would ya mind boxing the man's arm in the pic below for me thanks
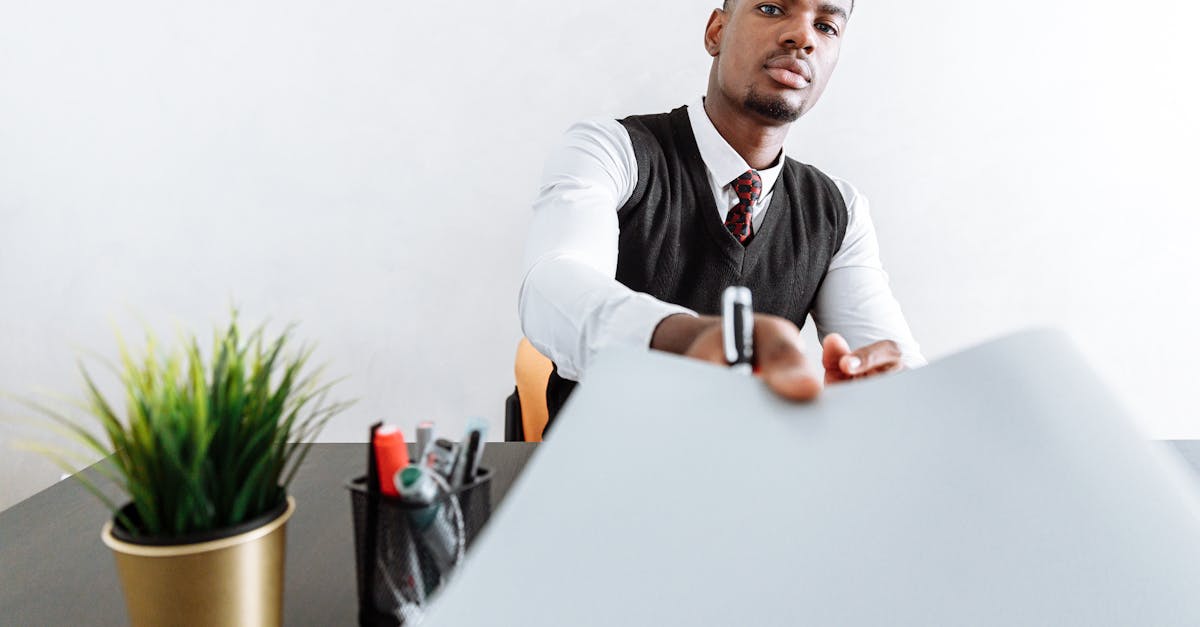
[518,119,695,381]
[811,179,926,383]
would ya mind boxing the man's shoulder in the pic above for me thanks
[607,106,697,161]
[564,104,683,138]
[561,116,627,141]
[551,117,635,164]
[823,173,862,209]
[615,105,687,127]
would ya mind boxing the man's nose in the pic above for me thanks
[779,19,817,55]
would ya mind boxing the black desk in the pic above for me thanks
[0,442,539,626]
[3,441,1199,625]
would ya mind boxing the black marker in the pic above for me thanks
[460,418,488,485]
[722,286,754,374]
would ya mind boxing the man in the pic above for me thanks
[519,0,924,426]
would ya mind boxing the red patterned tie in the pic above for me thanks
[725,170,762,245]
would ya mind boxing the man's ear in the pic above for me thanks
[704,9,725,57]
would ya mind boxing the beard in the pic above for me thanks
[743,85,804,123]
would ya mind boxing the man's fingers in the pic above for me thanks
[764,365,822,400]
[821,333,851,372]
[683,324,732,365]
[756,319,821,400]
[760,339,822,400]
[754,319,806,370]
[683,314,823,401]
[839,340,903,376]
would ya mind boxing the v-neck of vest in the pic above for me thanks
[670,106,792,273]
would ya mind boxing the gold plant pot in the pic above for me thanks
[101,496,296,627]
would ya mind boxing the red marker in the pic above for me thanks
[373,425,410,497]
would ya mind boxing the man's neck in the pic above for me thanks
[702,92,790,171]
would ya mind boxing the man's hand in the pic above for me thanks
[651,313,822,401]
[820,333,904,384]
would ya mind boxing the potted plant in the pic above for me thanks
[26,315,352,626]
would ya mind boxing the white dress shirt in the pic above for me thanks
[519,97,925,382]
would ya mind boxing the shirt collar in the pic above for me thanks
[687,96,784,196]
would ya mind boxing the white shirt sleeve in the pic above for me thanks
[811,178,927,368]
[518,119,697,382]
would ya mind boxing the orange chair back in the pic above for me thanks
[514,338,553,442]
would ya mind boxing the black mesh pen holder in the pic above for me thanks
[347,468,493,626]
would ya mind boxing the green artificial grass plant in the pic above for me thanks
[26,315,352,538]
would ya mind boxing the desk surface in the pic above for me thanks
[0,442,539,626]
[2,441,1198,625]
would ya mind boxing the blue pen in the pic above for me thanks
[722,286,754,374]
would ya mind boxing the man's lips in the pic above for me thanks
[764,56,812,89]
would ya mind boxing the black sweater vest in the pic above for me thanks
[543,105,849,428]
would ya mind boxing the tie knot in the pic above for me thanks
[732,170,762,205]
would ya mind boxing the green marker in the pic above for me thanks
[395,465,457,576]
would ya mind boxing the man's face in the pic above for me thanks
[706,0,852,124]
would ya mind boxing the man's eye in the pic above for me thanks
[757,4,783,16]
[815,22,839,36]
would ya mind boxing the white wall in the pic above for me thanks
[2,0,1198,510]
